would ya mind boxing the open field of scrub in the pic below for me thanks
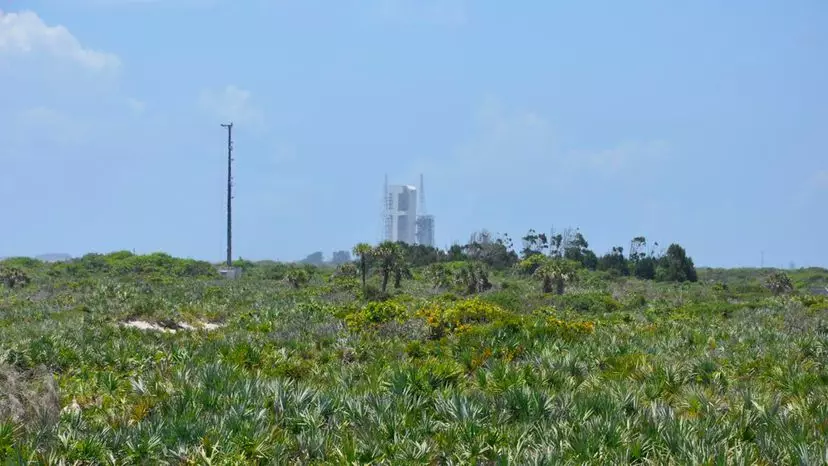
[1,247,828,464]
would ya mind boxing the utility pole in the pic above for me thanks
[221,122,234,267]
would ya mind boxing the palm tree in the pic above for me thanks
[456,262,492,294]
[393,258,413,289]
[373,242,406,293]
[424,263,453,290]
[764,271,793,295]
[352,243,373,292]
[534,259,579,295]
[285,267,310,289]
[0,267,29,289]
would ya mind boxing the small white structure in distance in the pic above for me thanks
[416,214,435,247]
[218,266,242,280]
[385,184,418,244]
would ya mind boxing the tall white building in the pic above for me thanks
[384,184,418,244]
[416,215,435,247]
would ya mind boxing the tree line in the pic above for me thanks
[343,228,698,296]
[0,227,698,295]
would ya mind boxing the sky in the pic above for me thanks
[1,0,826,267]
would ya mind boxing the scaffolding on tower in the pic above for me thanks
[415,173,435,247]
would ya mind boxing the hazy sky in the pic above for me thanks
[1,0,826,267]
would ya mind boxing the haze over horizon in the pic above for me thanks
[2,1,826,268]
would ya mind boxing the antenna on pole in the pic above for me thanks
[221,122,234,267]
[419,173,426,215]
[382,174,389,243]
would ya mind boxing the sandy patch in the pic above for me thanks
[121,320,223,333]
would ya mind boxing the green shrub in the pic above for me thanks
[344,300,406,330]
[764,271,794,295]
[796,294,828,311]
[416,297,512,339]
[481,290,523,313]
[622,292,647,309]
[516,254,547,275]
[553,292,621,313]
[285,268,311,289]
[359,284,390,301]
[0,267,30,289]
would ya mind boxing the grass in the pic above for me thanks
[1,259,827,464]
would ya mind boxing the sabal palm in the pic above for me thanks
[534,259,578,294]
[352,243,373,291]
[456,262,492,294]
[373,242,405,293]
[424,264,452,290]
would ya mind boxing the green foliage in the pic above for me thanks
[1,248,826,464]
[396,243,447,267]
[655,244,698,283]
[333,262,358,279]
[329,262,360,292]
[285,267,311,289]
[0,267,30,288]
[699,266,828,290]
[481,290,523,313]
[344,300,406,330]
[598,246,629,277]
[796,294,828,311]
[424,263,453,290]
[352,243,373,292]
[764,271,794,295]
[631,257,657,280]
[417,297,513,338]
[454,261,493,294]
[42,251,220,281]
[256,262,291,281]
[552,292,622,314]
[516,254,547,275]
[465,231,519,270]
[371,241,409,293]
[533,259,580,294]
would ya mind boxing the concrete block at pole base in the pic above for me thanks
[218,267,242,280]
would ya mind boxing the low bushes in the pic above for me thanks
[417,298,513,339]
[551,292,621,314]
[344,301,407,331]
[0,267,30,289]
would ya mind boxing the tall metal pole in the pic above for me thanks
[221,122,234,267]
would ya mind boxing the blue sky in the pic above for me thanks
[1,0,826,267]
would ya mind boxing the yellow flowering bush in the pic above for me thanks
[344,300,406,331]
[545,317,596,335]
[416,297,511,339]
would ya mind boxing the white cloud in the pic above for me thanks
[0,10,120,73]
[198,85,264,128]
[0,10,143,161]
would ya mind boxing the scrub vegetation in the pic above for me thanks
[1,230,827,464]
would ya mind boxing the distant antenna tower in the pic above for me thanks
[419,173,426,215]
[415,173,436,247]
[221,122,234,267]
[382,174,391,243]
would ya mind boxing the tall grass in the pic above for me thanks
[1,268,826,464]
